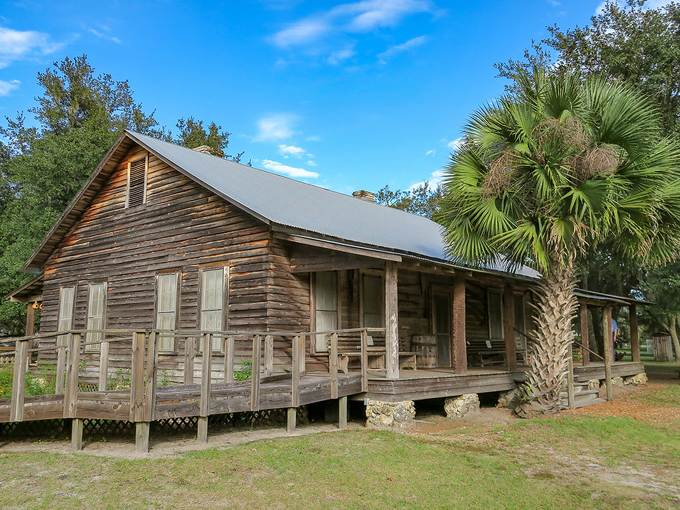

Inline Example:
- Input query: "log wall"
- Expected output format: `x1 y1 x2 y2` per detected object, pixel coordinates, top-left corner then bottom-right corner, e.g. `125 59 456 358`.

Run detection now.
39 145 274 368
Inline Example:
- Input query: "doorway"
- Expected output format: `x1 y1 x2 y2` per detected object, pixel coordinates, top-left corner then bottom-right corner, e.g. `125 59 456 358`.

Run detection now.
432 289 452 367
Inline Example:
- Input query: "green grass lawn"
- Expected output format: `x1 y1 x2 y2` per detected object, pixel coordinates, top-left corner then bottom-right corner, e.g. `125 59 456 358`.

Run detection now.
1 384 680 509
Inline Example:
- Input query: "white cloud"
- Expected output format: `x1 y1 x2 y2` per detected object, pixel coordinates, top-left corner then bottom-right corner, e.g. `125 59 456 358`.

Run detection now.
254 114 296 142
88 28 121 44
279 144 306 157
270 0 432 49
377 35 428 62
307 135 321 142
328 46 356 65
0 27 64 69
425 149 435 156
0 79 20 96
447 137 463 151
307 160 317 167
407 169 445 191
546 0 561 5
262 159 319 178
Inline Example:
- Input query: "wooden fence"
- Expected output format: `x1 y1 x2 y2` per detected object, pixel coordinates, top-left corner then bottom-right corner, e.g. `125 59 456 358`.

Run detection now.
0 327 378 452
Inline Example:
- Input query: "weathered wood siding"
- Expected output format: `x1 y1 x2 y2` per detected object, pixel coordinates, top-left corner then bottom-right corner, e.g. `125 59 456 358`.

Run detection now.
39 145 272 363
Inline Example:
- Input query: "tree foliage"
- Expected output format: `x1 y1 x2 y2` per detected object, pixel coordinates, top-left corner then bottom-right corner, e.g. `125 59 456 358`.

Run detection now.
496 0 680 137
438 69 680 412
375 181 441 220
0 55 241 335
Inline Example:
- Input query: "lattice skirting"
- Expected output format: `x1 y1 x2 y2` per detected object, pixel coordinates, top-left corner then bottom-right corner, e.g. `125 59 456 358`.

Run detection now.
0 407 309 440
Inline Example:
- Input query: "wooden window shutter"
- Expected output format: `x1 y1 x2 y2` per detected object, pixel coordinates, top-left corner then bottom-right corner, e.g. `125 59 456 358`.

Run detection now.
127 157 147 207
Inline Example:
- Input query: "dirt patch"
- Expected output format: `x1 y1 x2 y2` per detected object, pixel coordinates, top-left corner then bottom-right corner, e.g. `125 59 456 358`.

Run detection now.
566 382 680 424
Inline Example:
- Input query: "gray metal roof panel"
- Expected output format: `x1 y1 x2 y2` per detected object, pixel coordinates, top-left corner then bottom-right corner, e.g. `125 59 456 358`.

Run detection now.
127 131 540 279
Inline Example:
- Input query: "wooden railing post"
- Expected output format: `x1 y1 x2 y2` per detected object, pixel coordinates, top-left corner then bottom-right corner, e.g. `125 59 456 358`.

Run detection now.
224 336 235 383
329 333 338 400
130 332 145 422
360 330 368 392
298 334 306 375
198 333 212 443
291 335 301 408
264 335 274 377
603 306 613 402
10 339 28 422
144 332 158 423
55 334 69 394
251 335 261 411
184 335 196 385
63 333 81 419
98 340 110 391
567 356 575 409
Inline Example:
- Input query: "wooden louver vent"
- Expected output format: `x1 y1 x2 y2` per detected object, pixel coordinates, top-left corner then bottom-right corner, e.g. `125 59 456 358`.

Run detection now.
127 158 146 207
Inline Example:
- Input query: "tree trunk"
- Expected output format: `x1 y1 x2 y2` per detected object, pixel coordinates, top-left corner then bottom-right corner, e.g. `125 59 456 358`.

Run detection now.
670 316 680 363
523 263 579 415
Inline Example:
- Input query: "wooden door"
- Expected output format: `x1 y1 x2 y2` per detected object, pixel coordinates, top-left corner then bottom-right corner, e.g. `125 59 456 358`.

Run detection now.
433 290 452 367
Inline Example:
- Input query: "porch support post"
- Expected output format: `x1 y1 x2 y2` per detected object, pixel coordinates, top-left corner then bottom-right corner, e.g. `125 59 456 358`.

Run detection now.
25 302 35 357
453 277 467 375
503 286 517 372
630 304 640 363
580 302 590 366
385 261 399 380
603 305 613 402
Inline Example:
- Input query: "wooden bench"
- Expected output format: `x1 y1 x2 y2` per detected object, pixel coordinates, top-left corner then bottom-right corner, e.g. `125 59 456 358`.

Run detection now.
476 350 507 367
337 349 418 374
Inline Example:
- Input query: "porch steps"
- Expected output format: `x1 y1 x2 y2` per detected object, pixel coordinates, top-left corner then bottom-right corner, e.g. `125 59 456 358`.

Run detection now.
559 382 606 409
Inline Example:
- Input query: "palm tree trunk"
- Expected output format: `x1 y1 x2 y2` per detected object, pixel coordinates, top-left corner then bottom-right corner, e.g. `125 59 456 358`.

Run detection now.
523 263 579 415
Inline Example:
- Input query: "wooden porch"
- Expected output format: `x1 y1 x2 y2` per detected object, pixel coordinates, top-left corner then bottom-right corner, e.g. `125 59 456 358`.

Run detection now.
362 361 645 402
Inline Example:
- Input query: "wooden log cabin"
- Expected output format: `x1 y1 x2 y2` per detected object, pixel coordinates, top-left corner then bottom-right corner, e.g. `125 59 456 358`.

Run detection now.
4 130 646 447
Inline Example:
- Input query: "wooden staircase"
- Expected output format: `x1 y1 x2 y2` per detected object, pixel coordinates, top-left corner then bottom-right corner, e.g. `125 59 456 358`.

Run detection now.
560 379 607 409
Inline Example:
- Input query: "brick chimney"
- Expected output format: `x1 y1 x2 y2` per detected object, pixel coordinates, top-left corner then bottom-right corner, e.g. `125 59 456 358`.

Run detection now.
352 190 375 203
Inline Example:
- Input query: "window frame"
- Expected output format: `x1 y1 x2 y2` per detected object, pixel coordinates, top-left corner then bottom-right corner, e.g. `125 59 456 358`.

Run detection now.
85 281 107 353
154 272 181 353
125 154 148 208
487 288 504 341
514 292 527 351
360 271 384 329
198 266 229 353
310 271 340 354
57 285 77 348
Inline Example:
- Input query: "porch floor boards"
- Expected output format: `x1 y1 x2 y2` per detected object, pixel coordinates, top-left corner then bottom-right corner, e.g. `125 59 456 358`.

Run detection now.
0 372 363 424
361 361 645 402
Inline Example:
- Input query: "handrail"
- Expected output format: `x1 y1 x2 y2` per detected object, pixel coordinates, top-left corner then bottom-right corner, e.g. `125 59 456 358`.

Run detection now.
572 340 604 361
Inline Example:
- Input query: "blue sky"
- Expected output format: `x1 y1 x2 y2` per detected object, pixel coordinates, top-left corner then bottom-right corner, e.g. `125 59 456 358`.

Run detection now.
0 0 622 195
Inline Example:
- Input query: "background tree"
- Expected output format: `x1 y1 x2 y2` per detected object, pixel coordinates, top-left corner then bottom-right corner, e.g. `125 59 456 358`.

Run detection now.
438 69 680 414
0 55 243 335
497 1 680 137
640 262 680 361
375 181 442 220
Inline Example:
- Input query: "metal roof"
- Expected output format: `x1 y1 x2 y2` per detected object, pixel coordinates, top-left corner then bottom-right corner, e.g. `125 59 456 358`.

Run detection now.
126 131 540 279
21 130 540 279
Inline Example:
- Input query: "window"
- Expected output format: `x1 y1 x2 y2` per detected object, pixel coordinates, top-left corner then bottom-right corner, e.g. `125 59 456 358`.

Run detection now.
362 274 383 328
126 155 147 208
487 289 503 340
313 272 338 352
156 273 179 352
57 286 76 347
86 282 106 352
199 267 227 352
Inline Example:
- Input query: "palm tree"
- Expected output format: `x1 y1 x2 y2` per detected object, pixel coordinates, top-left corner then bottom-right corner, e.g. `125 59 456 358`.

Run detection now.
438 69 680 414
